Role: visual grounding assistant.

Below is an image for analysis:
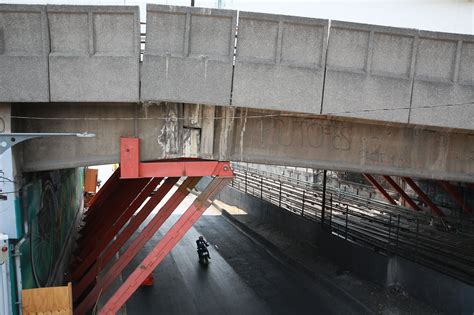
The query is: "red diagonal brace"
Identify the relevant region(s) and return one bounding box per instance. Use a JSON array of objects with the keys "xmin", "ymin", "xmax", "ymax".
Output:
[
  {"xmin": 362, "ymin": 174, "xmax": 397, "ymax": 205},
  {"xmin": 73, "ymin": 177, "xmax": 179, "ymax": 301},
  {"xmin": 81, "ymin": 179, "xmax": 147, "ymax": 238},
  {"xmin": 120, "ymin": 137, "xmax": 233, "ymax": 179},
  {"xmin": 71, "ymin": 177, "xmax": 162, "ymax": 281},
  {"xmin": 402, "ymin": 177, "xmax": 444, "ymax": 216},
  {"xmin": 74, "ymin": 177, "xmax": 200, "ymax": 312},
  {"xmin": 98, "ymin": 177, "xmax": 231, "ymax": 314},
  {"xmin": 83, "ymin": 169, "xmax": 121, "ymax": 220},
  {"xmin": 383, "ymin": 175, "xmax": 422, "ymax": 212},
  {"xmin": 439, "ymin": 181, "xmax": 471, "ymax": 214}
]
